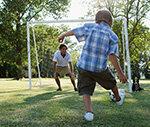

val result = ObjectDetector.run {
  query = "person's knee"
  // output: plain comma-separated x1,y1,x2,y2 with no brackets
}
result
54,77,59,80
70,76,75,81
69,73,75,80
54,72,60,79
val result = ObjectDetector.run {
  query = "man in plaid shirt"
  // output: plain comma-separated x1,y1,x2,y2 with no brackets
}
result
58,10,127,121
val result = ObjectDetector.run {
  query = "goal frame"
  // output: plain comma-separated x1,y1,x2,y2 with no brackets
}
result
26,18,132,92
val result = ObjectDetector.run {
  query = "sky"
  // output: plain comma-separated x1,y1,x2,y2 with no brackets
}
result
0,0,87,19
67,0,150,27
0,0,149,27
66,0,88,19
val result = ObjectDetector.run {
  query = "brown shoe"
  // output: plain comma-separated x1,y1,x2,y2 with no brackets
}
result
57,88,62,91
74,87,78,91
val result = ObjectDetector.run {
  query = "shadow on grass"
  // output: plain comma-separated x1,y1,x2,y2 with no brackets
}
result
0,89,29,94
0,82,150,127
23,90,77,104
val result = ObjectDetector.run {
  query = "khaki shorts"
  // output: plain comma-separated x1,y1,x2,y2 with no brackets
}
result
54,66,75,79
77,67,116,96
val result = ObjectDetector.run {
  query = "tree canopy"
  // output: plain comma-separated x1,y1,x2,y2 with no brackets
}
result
81,0,150,78
0,0,149,79
0,0,70,79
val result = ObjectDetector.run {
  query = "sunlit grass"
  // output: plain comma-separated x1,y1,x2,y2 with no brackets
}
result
0,78,150,127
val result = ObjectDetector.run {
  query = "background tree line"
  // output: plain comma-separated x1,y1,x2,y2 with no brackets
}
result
83,0,150,79
0,0,70,79
0,0,150,79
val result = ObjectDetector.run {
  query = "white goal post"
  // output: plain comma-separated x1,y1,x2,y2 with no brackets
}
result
26,18,132,92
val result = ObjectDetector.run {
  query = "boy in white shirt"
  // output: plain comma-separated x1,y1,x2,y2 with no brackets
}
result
53,44,78,91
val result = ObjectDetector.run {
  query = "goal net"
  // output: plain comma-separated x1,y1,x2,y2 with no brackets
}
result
26,18,132,92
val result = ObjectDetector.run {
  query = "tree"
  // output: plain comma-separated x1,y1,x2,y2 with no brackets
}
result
0,0,70,79
82,0,150,78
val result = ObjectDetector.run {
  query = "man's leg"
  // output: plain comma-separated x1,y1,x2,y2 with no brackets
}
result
83,95,93,112
111,86,125,106
70,77,78,91
111,86,121,101
77,69,95,121
54,75,62,91
68,73,77,91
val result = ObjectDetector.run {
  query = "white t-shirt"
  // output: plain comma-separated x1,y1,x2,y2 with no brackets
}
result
53,50,71,67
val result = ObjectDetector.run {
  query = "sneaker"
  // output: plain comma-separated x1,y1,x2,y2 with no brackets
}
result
84,112,94,121
109,89,125,106
109,91,116,102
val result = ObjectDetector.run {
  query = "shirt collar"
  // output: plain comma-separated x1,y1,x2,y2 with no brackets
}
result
99,21,111,28
58,50,67,56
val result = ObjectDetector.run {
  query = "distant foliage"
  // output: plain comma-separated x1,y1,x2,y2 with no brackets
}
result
0,0,70,78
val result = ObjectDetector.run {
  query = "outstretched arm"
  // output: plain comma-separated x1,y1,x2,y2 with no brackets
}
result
58,30,74,43
109,54,127,83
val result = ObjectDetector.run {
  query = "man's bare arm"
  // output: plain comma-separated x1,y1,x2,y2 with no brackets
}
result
58,31,74,43
109,54,127,83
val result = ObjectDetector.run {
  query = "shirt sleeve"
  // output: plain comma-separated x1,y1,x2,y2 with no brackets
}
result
108,32,119,57
53,52,58,62
72,25,86,42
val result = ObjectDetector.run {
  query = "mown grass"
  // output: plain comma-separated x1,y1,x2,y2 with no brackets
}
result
0,78,150,127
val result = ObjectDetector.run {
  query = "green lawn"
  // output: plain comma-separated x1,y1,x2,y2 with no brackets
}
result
0,78,150,127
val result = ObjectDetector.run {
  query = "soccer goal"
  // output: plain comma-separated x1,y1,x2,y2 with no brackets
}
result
26,18,132,92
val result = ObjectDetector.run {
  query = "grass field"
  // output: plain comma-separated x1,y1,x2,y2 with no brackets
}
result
0,78,150,127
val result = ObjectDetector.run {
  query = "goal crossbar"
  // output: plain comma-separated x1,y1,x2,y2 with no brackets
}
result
27,18,132,92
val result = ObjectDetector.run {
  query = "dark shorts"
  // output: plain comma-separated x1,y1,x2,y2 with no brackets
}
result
77,68,116,96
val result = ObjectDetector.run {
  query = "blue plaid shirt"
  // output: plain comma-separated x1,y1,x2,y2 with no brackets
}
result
72,22,119,72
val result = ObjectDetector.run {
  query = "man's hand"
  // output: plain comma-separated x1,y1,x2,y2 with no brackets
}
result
58,34,65,43
58,31,74,43
117,71,128,83
70,72,75,77
109,54,127,83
